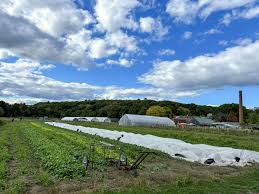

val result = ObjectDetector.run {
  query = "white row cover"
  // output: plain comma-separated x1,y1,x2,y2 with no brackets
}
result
119,114,175,127
61,117,111,123
46,122,259,167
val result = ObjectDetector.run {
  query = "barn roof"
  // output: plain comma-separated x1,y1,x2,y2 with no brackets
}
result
192,116,214,126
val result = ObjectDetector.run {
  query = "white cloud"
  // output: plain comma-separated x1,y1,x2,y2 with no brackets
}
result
140,17,155,33
0,0,143,70
0,59,101,101
166,0,256,24
158,49,175,56
1,0,258,103
218,40,229,46
0,59,199,103
183,31,192,39
139,17,168,38
101,86,198,101
241,6,259,19
166,0,199,24
94,0,140,32
89,39,117,59
0,8,93,69
203,28,222,35
0,0,176,71
218,38,253,47
0,97,50,105
233,38,253,46
0,49,13,59
107,58,134,68
107,30,138,53
221,6,259,25
0,0,94,37
139,40,259,92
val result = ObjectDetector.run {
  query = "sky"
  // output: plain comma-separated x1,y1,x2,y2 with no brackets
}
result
0,0,259,108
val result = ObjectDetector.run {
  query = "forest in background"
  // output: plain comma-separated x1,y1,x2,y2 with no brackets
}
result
0,99,258,124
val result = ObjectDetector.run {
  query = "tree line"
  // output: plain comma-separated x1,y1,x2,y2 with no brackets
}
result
0,99,257,123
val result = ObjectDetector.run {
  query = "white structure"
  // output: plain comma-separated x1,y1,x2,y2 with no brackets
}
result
119,114,175,127
91,117,111,123
61,117,80,121
61,117,111,123
46,122,259,167
212,122,240,129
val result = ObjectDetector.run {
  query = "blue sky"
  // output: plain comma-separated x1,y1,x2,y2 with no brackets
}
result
0,0,259,108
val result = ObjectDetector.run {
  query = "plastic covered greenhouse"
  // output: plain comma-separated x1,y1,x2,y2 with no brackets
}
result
119,114,175,127
91,117,111,123
61,117,111,123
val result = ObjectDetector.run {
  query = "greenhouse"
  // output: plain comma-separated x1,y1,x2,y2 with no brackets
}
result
119,114,175,127
91,117,112,123
61,117,81,121
61,117,111,123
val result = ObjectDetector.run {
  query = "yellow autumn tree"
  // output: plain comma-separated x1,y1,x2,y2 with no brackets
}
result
146,105,171,117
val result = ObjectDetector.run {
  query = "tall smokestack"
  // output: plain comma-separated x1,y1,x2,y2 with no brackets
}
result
239,90,244,124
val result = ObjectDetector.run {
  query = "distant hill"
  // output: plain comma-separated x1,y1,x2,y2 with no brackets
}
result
0,99,249,122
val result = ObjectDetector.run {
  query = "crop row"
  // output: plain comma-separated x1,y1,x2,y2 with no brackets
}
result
1,121,145,179
22,121,139,178
21,124,87,178
40,122,146,161
0,126,11,190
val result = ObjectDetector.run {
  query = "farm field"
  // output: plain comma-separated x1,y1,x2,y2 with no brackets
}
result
64,121,259,152
0,119,258,193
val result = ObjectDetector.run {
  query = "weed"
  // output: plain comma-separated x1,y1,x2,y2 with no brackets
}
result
36,170,54,186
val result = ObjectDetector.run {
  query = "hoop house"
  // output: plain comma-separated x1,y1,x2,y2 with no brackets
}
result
119,114,175,127
61,117,80,121
91,117,111,123
61,117,111,123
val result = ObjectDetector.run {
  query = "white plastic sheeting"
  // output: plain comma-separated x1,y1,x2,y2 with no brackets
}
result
46,122,259,166
119,114,175,127
61,117,111,123
61,117,80,121
91,117,112,123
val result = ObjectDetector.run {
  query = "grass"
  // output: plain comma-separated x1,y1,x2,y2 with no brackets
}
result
0,121,12,191
65,121,259,152
0,118,259,193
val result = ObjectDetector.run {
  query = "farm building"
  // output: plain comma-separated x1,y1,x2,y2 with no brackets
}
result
191,117,214,126
119,114,175,127
173,116,193,125
61,117,111,123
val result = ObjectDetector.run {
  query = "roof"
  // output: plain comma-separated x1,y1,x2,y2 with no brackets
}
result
192,117,214,125
61,117,111,122
119,114,175,127
173,116,192,124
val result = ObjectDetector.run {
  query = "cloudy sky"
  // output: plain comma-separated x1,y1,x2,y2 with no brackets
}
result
0,0,259,107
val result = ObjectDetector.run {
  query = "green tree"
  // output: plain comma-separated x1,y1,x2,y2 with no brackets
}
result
247,112,259,124
0,107,4,117
146,105,170,117
177,107,190,116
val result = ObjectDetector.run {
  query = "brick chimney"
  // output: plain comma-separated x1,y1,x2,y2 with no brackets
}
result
239,90,244,124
